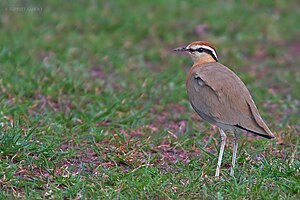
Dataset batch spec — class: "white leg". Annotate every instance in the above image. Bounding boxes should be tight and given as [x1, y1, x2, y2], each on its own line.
[215, 128, 226, 177]
[230, 130, 238, 176]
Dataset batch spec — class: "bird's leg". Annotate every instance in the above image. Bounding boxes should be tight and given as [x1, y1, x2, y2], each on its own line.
[230, 129, 238, 176]
[215, 128, 226, 177]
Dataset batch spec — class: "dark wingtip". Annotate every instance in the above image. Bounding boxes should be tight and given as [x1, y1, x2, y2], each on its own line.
[234, 125, 275, 139]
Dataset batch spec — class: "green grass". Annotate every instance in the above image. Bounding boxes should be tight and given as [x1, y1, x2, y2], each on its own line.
[0, 0, 299, 199]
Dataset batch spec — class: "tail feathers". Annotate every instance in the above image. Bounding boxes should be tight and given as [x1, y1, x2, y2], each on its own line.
[234, 124, 275, 139]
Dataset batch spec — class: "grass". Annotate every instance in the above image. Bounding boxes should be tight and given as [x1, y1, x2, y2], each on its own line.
[0, 0, 299, 199]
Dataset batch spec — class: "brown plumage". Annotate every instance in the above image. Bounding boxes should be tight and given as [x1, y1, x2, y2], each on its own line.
[187, 62, 274, 139]
[174, 41, 275, 176]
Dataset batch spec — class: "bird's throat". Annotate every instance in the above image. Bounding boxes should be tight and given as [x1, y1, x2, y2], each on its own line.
[191, 54, 217, 66]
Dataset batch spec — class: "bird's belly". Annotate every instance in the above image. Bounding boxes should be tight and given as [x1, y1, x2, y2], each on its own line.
[214, 122, 235, 131]
[192, 105, 234, 130]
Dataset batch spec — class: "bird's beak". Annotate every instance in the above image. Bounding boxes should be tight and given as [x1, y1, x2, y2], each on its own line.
[173, 47, 188, 52]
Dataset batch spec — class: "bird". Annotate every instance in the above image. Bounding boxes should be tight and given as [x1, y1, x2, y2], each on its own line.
[173, 41, 275, 176]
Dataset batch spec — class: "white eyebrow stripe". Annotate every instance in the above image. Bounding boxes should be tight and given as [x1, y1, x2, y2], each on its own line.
[190, 45, 218, 60]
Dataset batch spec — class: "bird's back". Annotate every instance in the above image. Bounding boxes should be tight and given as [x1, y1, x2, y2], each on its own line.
[186, 62, 275, 139]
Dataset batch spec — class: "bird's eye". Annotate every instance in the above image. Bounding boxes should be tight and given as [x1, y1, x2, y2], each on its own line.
[197, 48, 204, 52]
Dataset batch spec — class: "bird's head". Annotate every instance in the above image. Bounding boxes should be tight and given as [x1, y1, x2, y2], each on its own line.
[173, 41, 218, 64]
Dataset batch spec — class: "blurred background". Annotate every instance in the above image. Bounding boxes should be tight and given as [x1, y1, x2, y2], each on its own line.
[0, 0, 299, 198]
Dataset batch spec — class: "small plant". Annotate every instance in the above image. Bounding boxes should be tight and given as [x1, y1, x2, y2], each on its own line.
[0, 122, 35, 159]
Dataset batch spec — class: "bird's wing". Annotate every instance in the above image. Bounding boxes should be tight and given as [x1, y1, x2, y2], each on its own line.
[187, 62, 274, 138]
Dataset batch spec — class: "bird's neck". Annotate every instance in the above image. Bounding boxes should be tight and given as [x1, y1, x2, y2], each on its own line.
[187, 55, 217, 86]
[192, 54, 217, 66]
[186, 55, 216, 87]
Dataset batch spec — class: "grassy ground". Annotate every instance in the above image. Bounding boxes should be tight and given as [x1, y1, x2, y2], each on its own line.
[0, 0, 299, 199]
